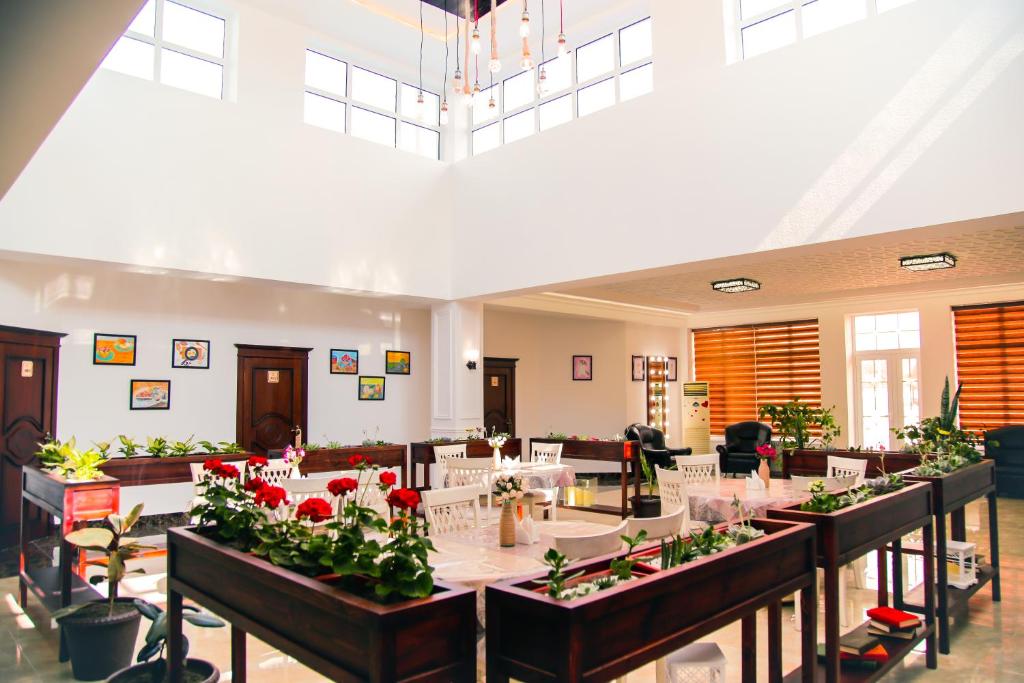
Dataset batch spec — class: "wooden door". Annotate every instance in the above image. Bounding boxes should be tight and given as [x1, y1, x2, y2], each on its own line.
[236, 345, 310, 455]
[0, 326, 64, 547]
[483, 357, 517, 437]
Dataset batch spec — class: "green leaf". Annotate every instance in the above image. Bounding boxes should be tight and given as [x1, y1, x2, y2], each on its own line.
[134, 599, 162, 621]
[183, 612, 225, 628]
[146, 612, 168, 644]
[122, 503, 144, 532]
[65, 527, 113, 550]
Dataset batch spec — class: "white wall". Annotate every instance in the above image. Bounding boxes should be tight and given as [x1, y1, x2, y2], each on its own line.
[0, 257, 431, 512]
[452, 0, 1024, 297]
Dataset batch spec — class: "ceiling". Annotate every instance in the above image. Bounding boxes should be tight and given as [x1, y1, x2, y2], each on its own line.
[546, 222, 1024, 313]
[422, 0, 509, 19]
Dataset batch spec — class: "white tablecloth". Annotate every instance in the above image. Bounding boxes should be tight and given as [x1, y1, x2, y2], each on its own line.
[687, 477, 809, 523]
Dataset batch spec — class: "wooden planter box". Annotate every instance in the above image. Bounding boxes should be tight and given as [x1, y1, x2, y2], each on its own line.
[410, 438, 523, 489]
[529, 438, 639, 518]
[100, 445, 409, 487]
[768, 482, 937, 683]
[486, 519, 818, 683]
[784, 448, 920, 478]
[166, 526, 476, 683]
[901, 459, 1000, 654]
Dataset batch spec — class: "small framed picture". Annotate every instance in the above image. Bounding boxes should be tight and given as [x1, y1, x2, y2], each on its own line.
[94, 333, 136, 366]
[359, 376, 386, 401]
[130, 379, 170, 410]
[572, 355, 593, 381]
[385, 350, 411, 375]
[667, 357, 678, 382]
[171, 339, 210, 369]
[330, 349, 359, 375]
[632, 355, 645, 382]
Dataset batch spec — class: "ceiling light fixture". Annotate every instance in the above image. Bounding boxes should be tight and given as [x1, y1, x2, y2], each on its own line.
[520, 2, 531, 38]
[417, 0, 426, 120]
[899, 252, 956, 271]
[557, 0, 567, 57]
[536, 0, 548, 94]
[520, 1, 533, 69]
[488, 3, 501, 73]
[711, 278, 761, 293]
[440, 0, 449, 124]
[470, 0, 481, 54]
[452, 0, 463, 98]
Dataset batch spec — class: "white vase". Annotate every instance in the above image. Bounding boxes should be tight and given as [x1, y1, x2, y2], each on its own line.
[290, 465, 302, 479]
[493, 446, 502, 467]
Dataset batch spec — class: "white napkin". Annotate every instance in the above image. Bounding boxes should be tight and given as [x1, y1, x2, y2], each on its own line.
[516, 515, 540, 545]
[502, 455, 521, 468]
[746, 472, 766, 490]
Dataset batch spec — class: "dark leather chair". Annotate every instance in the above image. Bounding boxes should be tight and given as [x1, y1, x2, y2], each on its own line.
[624, 423, 692, 469]
[986, 425, 1024, 498]
[716, 422, 773, 476]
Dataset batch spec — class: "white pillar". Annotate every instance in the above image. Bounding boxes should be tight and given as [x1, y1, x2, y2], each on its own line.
[430, 301, 483, 438]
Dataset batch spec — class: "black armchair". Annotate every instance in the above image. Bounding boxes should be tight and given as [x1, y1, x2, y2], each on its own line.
[624, 423, 692, 469]
[716, 422, 773, 476]
[986, 425, 1024, 498]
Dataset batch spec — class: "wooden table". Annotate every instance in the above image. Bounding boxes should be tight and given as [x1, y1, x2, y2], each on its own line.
[769, 482, 937, 683]
[901, 459, 1000, 654]
[19, 465, 120, 661]
[687, 477, 808, 523]
[529, 438, 640, 518]
[409, 438, 523, 490]
[784, 449, 920, 478]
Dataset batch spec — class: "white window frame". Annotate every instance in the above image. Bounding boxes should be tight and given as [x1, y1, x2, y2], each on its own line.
[470, 16, 653, 156]
[116, 0, 229, 97]
[730, 0, 885, 61]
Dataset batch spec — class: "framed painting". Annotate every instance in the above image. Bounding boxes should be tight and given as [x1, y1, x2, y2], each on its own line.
[667, 356, 678, 382]
[358, 376, 386, 401]
[631, 355, 645, 381]
[94, 333, 136, 366]
[385, 350, 411, 375]
[572, 355, 593, 381]
[171, 339, 210, 369]
[130, 379, 170, 410]
[330, 349, 359, 375]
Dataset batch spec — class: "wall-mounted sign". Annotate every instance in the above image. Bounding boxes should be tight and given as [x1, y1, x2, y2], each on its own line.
[267, 370, 280, 384]
[21, 360, 33, 378]
[490, 376, 500, 387]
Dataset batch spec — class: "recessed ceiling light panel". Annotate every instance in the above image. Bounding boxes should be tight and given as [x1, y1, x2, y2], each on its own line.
[899, 252, 956, 271]
[711, 278, 761, 293]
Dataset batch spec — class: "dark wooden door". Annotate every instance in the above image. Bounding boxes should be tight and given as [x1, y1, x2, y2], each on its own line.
[236, 345, 310, 455]
[0, 326, 64, 547]
[484, 357, 517, 437]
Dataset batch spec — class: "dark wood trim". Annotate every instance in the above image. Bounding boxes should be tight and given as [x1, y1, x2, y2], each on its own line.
[691, 318, 818, 333]
[784, 449, 921, 478]
[410, 439, 522, 490]
[483, 357, 519, 363]
[951, 299, 1024, 311]
[0, 325, 67, 343]
[235, 344, 314, 356]
[530, 438, 640, 518]
[235, 345, 310, 453]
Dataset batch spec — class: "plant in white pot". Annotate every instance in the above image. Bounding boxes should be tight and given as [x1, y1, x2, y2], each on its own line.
[54, 504, 152, 680]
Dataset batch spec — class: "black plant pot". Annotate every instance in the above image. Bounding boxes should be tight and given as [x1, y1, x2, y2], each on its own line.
[630, 495, 662, 518]
[59, 598, 142, 681]
[107, 658, 220, 683]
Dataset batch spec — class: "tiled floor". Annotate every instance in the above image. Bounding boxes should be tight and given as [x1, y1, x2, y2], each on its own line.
[1, 495, 1020, 682]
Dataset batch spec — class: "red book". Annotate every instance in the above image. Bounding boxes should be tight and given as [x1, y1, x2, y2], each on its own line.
[866, 606, 921, 629]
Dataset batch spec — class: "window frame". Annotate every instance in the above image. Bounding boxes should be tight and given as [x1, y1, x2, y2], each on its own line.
[730, 0, 885, 61]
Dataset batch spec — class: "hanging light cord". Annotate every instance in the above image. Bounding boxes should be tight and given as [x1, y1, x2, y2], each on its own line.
[541, 0, 546, 62]
[419, 0, 424, 94]
[443, 0, 449, 96]
[455, 0, 460, 72]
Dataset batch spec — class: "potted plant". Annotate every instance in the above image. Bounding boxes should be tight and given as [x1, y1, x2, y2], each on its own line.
[630, 453, 661, 518]
[36, 437, 110, 480]
[894, 376, 985, 474]
[54, 504, 152, 680]
[534, 531, 650, 600]
[107, 599, 223, 683]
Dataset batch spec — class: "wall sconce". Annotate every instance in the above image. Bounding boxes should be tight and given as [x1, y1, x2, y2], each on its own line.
[465, 349, 480, 370]
[466, 360, 478, 370]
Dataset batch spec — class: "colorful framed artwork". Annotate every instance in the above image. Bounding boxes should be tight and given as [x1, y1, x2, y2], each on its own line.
[667, 357, 678, 382]
[572, 355, 593, 381]
[385, 350, 411, 375]
[171, 339, 210, 369]
[330, 349, 359, 375]
[358, 376, 386, 401]
[631, 355, 645, 382]
[94, 333, 137, 366]
[130, 379, 170, 410]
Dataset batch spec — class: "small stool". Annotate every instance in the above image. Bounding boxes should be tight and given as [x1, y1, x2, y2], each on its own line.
[658, 642, 726, 683]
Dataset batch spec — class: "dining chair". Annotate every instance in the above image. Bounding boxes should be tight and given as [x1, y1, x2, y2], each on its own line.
[657, 642, 727, 683]
[673, 454, 721, 485]
[654, 465, 701, 531]
[625, 505, 688, 540]
[422, 485, 481, 536]
[530, 442, 564, 520]
[433, 443, 468, 487]
[552, 521, 628, 561]
[310, 469, 391, 516]
[281, 477, 339, 521]
[187, 461, 241, 520]
[445, 459, 496, 521]
[826, 456, 867, 485]
[252, 459, 293, 487]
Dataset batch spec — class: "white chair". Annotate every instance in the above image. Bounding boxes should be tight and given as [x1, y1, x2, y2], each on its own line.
[552, 521, 628, 561]
[281, 477, 338, 521]
[312, 469, 391, 516]
[625, 506, 688, 540]
[252, 459, 293, 487]
[422, 485, 481, 536]
[530, 442, 564, 520]
[658, 642, 727, 683]
[673, 454, 721, 485]
[654, 466, 699, 534]
[433, 443, 468, 486]
[187, 462, 241, 515]
[826, 456, 867, 485]
[790, 474, 859, 492]
[446, 459, 496, 521]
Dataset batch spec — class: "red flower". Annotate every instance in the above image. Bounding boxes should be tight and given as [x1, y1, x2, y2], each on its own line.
[386, 488, 420, 511]
[755, 444, 778, 460]
[247, 455, 268, 469]
[348, 454, 372, 467]
[244, 476, 266, 492]
[295, 498, 333, 523]
[212, 463, 240, 479]
[254, 484, 287, 509]
[203, 458, 223, 471]
[327, 477, 359, 497]
[379, 471, 397, 487]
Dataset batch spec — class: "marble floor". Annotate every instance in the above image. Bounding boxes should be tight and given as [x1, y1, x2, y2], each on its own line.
[1, 495, 1020, 682]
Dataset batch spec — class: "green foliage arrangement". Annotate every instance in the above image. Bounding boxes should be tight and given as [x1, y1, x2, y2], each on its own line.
[609, 531, 648, 580]
[35, 437, 109, 481]
[758, 400, 841, 451]
[132, 599, 224, 678]
[118, 435, 141, 457]
[536, 548, 583, 599]
[545, 431, 568, 440]
[144, 437, 170, 458]
[639, 453, 656, 497]
[895, 378, 985, 476]
[169, 435, 196, 458]
[799, 473, 907, 513]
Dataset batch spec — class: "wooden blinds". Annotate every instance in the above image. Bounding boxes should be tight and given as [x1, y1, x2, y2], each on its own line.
[692, 319, 822, 434]
[953, 300, 1024, 433]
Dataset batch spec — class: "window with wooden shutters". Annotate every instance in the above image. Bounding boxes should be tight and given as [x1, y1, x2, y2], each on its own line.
[953, 301, 1024, 433]
[692, 319, 822, 435]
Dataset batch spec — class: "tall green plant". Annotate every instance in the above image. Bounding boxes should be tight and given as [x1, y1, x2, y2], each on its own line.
[639, 453, 655, 497]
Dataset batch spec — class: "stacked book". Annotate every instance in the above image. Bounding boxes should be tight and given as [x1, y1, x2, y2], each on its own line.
[867, 606, 922, 640]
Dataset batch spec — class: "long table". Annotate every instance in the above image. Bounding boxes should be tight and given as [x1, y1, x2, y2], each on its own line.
[409, 438, 523, 490]
[529, 438, 640, 519]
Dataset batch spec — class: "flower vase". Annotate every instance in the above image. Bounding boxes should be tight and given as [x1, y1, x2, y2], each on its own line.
[290, 466, 302, 479]
[758, 459, 770, 486]
[493, 446, 502, 468]
[499, 502, 516, 547]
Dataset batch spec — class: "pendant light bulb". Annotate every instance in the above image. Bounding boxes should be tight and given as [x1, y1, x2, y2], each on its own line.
[520, 10, 531, 38]
[520, 54, 533, 70]
[439, 100, 449, 125]
[416, 90, 426, 119]
[537, 65, 548, 95]
[557, 32, 568, 57]
[453, 68, 463, 92]
[471, 26, 481, 54]
[488, 94, 496, 109]
[489, 58, 501, 74]
[472, 81, 481, 96]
